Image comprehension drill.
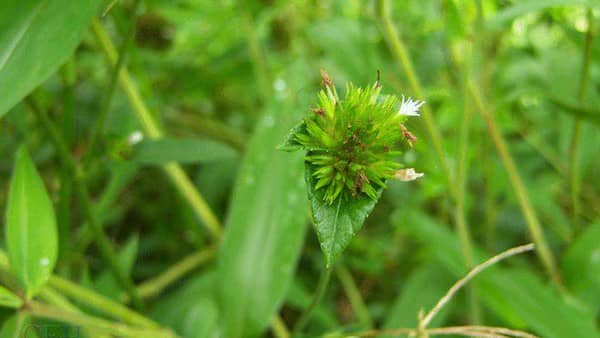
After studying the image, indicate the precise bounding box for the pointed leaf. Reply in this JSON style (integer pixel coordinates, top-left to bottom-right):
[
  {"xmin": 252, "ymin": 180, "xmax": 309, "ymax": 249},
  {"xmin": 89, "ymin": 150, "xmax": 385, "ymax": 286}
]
[
  {"xmin": 306, "ymin": 163, "xmax": 381, "ymax": 267},
  {"xmin": 277, "ymin": 119, "xmax": 307, "ymax": 152},
  {"xmin": 0, "ymin": 285, "xmax": 22, "ymax": 309},
  {"xmin": 5, "ymin": 147, "xmax": 57, "ymax": 299},
  {"xmin": 0, "ymin": 0, "xmax": 101, "ymax": 118}
]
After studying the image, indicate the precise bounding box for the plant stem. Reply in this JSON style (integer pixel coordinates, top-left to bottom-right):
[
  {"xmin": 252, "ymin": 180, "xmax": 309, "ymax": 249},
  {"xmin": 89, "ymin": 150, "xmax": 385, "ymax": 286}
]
[
  {"xmin": 26, "ymin": 97, "xmax": 144, "ymax": 310},
  {"xmin": 380, "ymin": 0, "xmax": 480, "ymax": 322},
  {"xmin": 85, "ymin": 0, "xmax": 141, "ymax": 164},
  {"xmin": 132, "ymin": 246, "xmax": 216, "ymax": 301},
  {"xmin": 293, "ymin": 266, "xmax": 333, "ymax": 335},
  {"xmin": 48, "ymin": 276, "xmax": 159, "ymax": 329},
  {"xmin": 90, "ymin": 18, "xmax": 222, "ymax": 239},
  {"xmin": 23, "ymin": 301, "xmax": 176, "ymax": 338},
  {"xmin": 569, "ymin": 8, "xmax": 594, "ymax": 235},
  {"xmin": 468, "ymin": 83, "xmax": 563, "ymax": 287},
  {"xmin": 39, "ymin": 288, "xmax": 110, "ymax": 338},
  {"xmin": 376, "ymin": 0, "xmax": 454, "ymax": 198},
  {"xmin": 335, "ymin": 264, "xmax": 373, "ymax": 329}
]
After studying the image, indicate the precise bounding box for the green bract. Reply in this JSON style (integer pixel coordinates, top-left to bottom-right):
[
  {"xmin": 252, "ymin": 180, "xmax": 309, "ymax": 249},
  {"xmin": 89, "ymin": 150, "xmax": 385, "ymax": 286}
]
[{"xmin": 281, "ymin": 74, "xmax": 410, "ymax": 204}]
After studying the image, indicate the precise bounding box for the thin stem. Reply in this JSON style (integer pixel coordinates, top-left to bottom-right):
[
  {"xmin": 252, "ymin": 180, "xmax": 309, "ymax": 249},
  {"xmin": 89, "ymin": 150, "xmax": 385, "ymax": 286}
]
[
  {"xmin": 48, "ymin": 276, "xmax": 159, "ymax": 329},
  {"xmin": 352, "ymin": 325, "xmax": 537, "ymax": 338},
  {"xmin": 293, "ymin": 266, "xmax": 333, "ymax": 335},
  {"xmin": 568, "ymin": 8, "xmax": 594, "ymax": 234},
  {"xmin": 85, "ymin": 0, "xmax": 141, "ymax": 164},
  {"xmin": 133, "ymin": 246, "xmax": 216, "ymax": 301},
  {"xmin": 421, "ymin": 243, "xmax": 535, "ymax": 327},
  {"xmin": 39, "ymin": 288, "xmax": 110, "ymax": 338},
  {"xmin": 448, "ymin": 13, "xmax": 480, "ymax": 324},
  {"xmin": 382, "ymin": 0, "xmax": 480, "ymax": 323},
  {"xmin": 26, "ymin": 98, "xmax": 144, "ymax": 310},
  {"xmin": 430, "ymin": 326, "xmax": 538, "ymax": 338},
  {"xmin": 90, "ymin": 18, "xmax": 222, "ymax": 239},
  {"xmin": 377, "ymin": 0, "xmax": 455, "ymax": 199},
  {"xmin": 23, "ymin": 301, "xmax": 176, "ymax": 338},
  {"xmin": 468, "ymin": 81, "xmax": 562, "ymax": 288},
  {"xmin": 335, "ymin": 264, "xmax": 373, "ymax": 329},
  {"xmin": 1, "ymin": 248, "xmax": 163, "ymax": 334}
]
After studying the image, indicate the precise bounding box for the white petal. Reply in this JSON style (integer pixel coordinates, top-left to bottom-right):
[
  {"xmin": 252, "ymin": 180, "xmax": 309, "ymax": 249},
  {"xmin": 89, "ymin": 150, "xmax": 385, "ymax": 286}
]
[
  {"xmin": 128, "ymin": 131, "xmax": 144, "ymax": 145},
  {"xmin": 398, "ymin": 95, "xmax": 425, "ymax": 117},
  {"xmin": 395, "ymin": 168, "xmax": 424, "ymax": 181}
]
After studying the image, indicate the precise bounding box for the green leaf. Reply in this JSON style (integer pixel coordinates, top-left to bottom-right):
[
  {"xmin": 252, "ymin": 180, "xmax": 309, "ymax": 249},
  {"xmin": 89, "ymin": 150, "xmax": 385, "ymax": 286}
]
[
  {"xmin": 0, "ymin": 285, "xmax": 22, "ymax": 309},
  {"xmin": 277, "ymin": 119, "xmax": 306, "ymax": 152},
  {"xmin": 153, "ymin": 272, "xmax": 219, "ymax": 338},
  {"xmin": 217, "ymin": 106, "xmax": 308, "ymax": 337},
  {"xmin": 307, "ymin": 163, "xmax": 381, "ymax": 267},
  {"xmin": 562, "ymin": 223, "xmax": 600, "ymax": 310},
  {"xmin": 5, "ymin": 147, "xmax": 58, "ymax": 299},
  {"xmin": 0, "ymin": 0, "xmax": 101, "ymax": 118},
  {"xmin": 132, "ymin": 138, "xmax": 237, "ymax": 165},
  {"xmin": 395, "ymin": 210, "xmax": 600, "ymax": 338}
]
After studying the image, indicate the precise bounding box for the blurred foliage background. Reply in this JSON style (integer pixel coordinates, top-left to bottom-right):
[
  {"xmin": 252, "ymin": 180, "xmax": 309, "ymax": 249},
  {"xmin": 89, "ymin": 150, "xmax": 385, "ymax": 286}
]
[{"xmin": 1, "ymin": 0, "xmax": 600, "ymax": 337}]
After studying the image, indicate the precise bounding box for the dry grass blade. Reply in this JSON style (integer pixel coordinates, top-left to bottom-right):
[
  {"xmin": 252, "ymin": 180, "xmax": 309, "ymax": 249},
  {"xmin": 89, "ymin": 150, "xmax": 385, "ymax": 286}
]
[{"xmin": 429, "ymin": 326, "xmax": 538, "ymax": 338}]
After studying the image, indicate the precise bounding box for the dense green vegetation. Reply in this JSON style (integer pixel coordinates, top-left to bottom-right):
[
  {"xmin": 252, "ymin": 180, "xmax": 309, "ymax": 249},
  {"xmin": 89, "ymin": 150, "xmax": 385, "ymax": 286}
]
[{"xmin": 1, "ymin": 0, "xmax": 599, "ymax": 337}]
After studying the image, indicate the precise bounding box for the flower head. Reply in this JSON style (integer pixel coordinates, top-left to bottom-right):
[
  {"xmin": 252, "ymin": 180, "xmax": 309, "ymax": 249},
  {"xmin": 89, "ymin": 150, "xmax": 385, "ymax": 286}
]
[
  {"xmin": 398, "ymin": 95, "xmax": 425, "ymax": 117},
  {"xmin": 280, "ymin": 70, "xmax": 425, "ymax": 204}
]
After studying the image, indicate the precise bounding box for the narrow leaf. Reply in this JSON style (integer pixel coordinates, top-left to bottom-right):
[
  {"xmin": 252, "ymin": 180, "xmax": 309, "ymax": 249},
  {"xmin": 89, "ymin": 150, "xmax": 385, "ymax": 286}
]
[
  {"xmin": 132, "ymin": 138, "xmax": 237, "ymax": 165},
  {"xmin": 217, "ymin": 105, "xmax": 308, "ymax": 337},
  {"xmin": 0, "ymin": 0, "xmax": 101, "ymax": 118},
  {"xmin": 0, "ymin": 285, "xmax": 22, "ymax": 309},
  {"xmin": 153, "ymin": 272, "xmax": 219, "ymax": 338},
  {"xmin": 549, "ymin": 97, "xmax": 600, "ymax": 127},
  {"xmin": 5, "ymin": 147, "xmax": 58, "ymax": 299},
  {"xmin": 307, "ymin": 163, "xmax": 381, "ymax": 267},
  {"xmin": 562, "ymin": 223, "xmax": 600, "ymax": 311}
]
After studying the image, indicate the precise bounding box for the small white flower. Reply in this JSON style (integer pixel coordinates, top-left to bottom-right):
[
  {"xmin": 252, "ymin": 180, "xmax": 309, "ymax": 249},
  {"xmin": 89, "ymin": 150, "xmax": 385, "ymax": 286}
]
[
  {"xmin": 128, "ymin": 131, "xmax": 144, "ymax": 145},
  {"xmin": 398, "ymin": 96, "xmax": 425, "ymax": 117},
  {"xmin": 395, "ymin": 168, "xmax": 424, "ymax": 182}
]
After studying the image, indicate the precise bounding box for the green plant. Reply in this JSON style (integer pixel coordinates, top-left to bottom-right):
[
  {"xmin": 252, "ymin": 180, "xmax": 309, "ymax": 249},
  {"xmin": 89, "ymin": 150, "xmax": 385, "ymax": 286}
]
[{"xmin": 281, "ymin": 70, "xmax": 424, "ymax": 267}]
